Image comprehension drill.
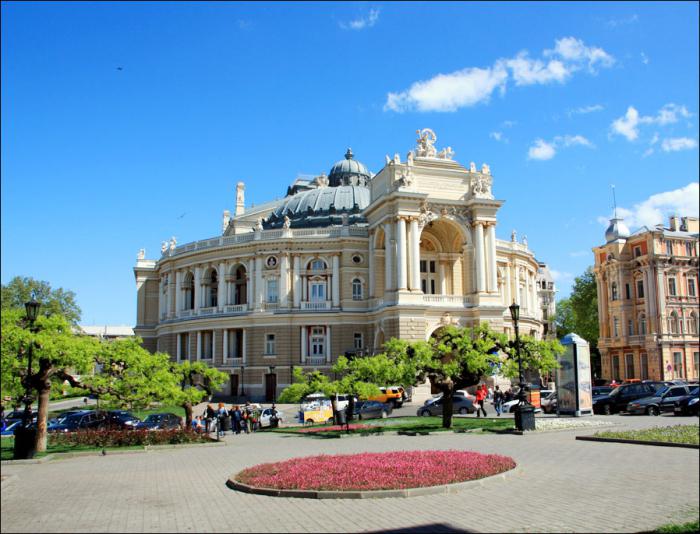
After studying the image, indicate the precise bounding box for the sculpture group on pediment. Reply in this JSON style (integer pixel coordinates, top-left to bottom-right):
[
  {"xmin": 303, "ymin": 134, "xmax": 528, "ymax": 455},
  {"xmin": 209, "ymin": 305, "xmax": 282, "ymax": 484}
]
[
  {"xmin": 471, "ymin": 174, "xmax": 493, "ymax": 199},
  {"xmin": 314, "ymin": 173, "xmax": 329, "ymax": 188},
  {"xmin": 394, "ymin": 169, "xmax": 414, "ymax": 190},
  {"xmin": 161, "ymin": 241, "xmax": 168, "ymax": 254}
]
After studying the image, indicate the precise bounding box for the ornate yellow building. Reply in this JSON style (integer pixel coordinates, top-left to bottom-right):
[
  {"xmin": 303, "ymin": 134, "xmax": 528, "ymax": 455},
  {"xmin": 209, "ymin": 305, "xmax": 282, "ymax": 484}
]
[
  {"xmin": 134, "ymin": 129, "xmax": 555, "ymax": 401},
  {"xmin": 593, "ymin": 215, "xmax": 699, "ymax": 382}
]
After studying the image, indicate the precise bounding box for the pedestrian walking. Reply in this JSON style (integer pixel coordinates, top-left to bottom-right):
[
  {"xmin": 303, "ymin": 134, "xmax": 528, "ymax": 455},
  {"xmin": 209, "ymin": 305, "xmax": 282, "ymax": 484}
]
[
  {"xmin": 230, "ymin": 405, "xmax": 242, "ymax": 434},
  {"xmin": 205, "ymin": 404, "xmax": 217, "ymax": 434},
  {"xmin": 475, "ymin": 384, "xmax": 488, "ymax": 418},
  {"xmin": 494, "ymin": 385, "xmax": 504, "ymax": 416},
  {"xmin": 243, "ymin": 401, "xmax": 253, "ymax": 434}
]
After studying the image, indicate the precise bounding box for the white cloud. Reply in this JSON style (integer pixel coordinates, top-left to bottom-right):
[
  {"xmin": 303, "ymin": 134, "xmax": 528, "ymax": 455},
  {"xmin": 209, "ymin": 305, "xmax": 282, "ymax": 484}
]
[
  {"xmin": 384, "ymin": 37, "xmax": 614, "ymax": 113},
  {"xmin": 528, "ymin": 139, "xmax": 556, "ymax": 160},
  {"xmin": 528, "ymin": 134, "xmax": 594, "ymax": 161},
  {"xmin": 549, "ymin": 270, "xmax": 574, "ymax": 282},
  {"xmin": 385, "ymin": 65, "xmax": 508, "ymax": 113},
  {"xmin": 610, "ymin": 103, "xmax": 693, "ymax": 142},
  {"xmin": 567, "ymin": 104, "xmax": 604, "ymax": 116},
  {"xmin": 606, "ymin": 14, "xmax": 639, "ymax": 28},
  {"xmin": 340, "ymin": 8, "xmax": 380, "ymax": 30},
  {"xmin": 641, "ymin": 52, "xmax": 649, "ymax": 65},
  {"xmin": 661, "ymin": 137, "xmax": 698, "ymax": 152},
  {"xmin": 502, "ymin": 120, "xmax": 517, "ymax": 128},
  {"xmin": 598, "ymin": 182, "xmax": 700, "ymax": 230},
  {"xmin": 490, "ymin": 131, "xmax": 508, "ymax": 143}
]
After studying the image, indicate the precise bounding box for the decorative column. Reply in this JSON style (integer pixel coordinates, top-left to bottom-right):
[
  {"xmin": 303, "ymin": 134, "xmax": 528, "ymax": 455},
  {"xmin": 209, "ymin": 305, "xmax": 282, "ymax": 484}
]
[
  {"xmin": 656, "ymin": 267, "xmax": 666, "ymax": 333},
  {"xmin": 176, "ymin": 333, "xmax": 181, "ymax": 362},
  {"xmin": 242, "ymin": 329, "xmax": 247, "ymax": 364},
  {"xmin": 223, "ymin": 329, "xmax": 228, "ymax": 361},
  {"xmin": 409, "ymin": 217, "xmax": 421, "ymax": 291},
  {"xmin": 280, "ymin": 254, "xmax": 289, "ymax": 307},
  {"xmin": 158, "ymin": 278, "xmax": 165, "ymax": 319},
  {"xmin": 301, "ymin": 326, "xmax": 307, "ymax": 363},
  {"xmin": 332, "ymin": 254, "xmax": 340, "ymax": 307},
  {"xmin": 368, "ymin": 230, "xmax": 376, "ymax": 298},
  {"xmin": 196, "ymin": 331, "xmax": 202, "ymax": 361},
  {"xmin": 396, "ymin": 217, "xmax": 407, "ymax": 290},
  {"xmin": 474, "ymin": 222, "xmax": 486, "ymax": 293},
  {"xmin": 384, "ymin": 222, "xmax": 394, "ymax": 292},
  {"xmin": 218, "ymin": 262, "xmax": 226, "ymax": 309},
  {"xmin": 439, "ymin": 261, "xmax": 447, "ymax": 294},
  {"xmin": 505, "ymin": 264, "xmax": 512, "ymax": 304},
  {"xmin": 293, "ymin": 255, "xmax": 301, "ymax": 308},
  {"xmin": 194, "ymin": 267, "xmax": 201, "ymax": 313},
  {"xmin": 326, "ymin": 326, "xmax": 332, "ymax": 363},
  {"xmin": 255, "ymin": 256, "xmax": 263, "ymax": 309},
  {"xmin": 247, "ymin": 258, "xmax": 254, "ymax": 310},
  {"xmin": 175, "ymin": 271, "xmax": 182, "ymax": 316},
  {"xmin": 644, "ymin": 268, "xmax": 655, "ymax": 332},
  {"xmin": 486, "ymin": 223, "xmax": 498, "ymax": 293}
]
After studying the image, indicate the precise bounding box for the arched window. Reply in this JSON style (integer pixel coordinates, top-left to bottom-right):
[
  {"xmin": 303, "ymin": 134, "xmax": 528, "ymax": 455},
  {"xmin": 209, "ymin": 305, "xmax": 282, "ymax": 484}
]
[
  {"xmin": 689, "ymin": 312, "xmax": 698, "ymax": 335},
  {"xmin": 639, "ymin": 313, "xmax": 647, "ymax": 335},
  {"xmin": 183, "ymin": 272, "xmax": 194, "ymax": 310},
  {"xmin": 669, "ymin": 311, "xmax": 679, "ymax": 334},
  {"xmin": 611, "ymin": 282, "xmax": 618, "ymax": 301},
  {"xmin": 309, "ymin": 259, "xmax": 327, "ymax": 271},
  {"xmin": 231, "ymin": 265, "xmax": 247, "ymax": 305},
  {"xmin": 613, "ymin": 317, "xmax": 620, "ymax": 337},
  {"xmin": 352, "ymin": 278, "xmax": 363, "ymax": 300},
  {"xmin": 208, "ymin": 269, "xmax": 218, "ymax": 308}
]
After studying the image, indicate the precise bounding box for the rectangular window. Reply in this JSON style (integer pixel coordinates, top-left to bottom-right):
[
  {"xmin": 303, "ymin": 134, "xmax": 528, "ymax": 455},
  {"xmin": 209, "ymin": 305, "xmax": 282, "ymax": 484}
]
[
  {"xmin": 665, "ymin": 240, "xmax": 673, "ymax": 255},
  {"xmin": 612, "ymin": 355, "xmax": 621, "ymax": 381},
  {"xmin": 640, "ymin": 353, "xmax": 648, "ymax": 380},
  {"xmin": 673, "ymin": 352, "xmax": 684, "ymax": 379},
  {"xmin": 625, "ymin": 353, "xmax": 635, "ymax": 379},
  {"xmin": 694, "ymin": 352, "xmax": 699, "ymax": 378},
  {"xmin": 634, "ymin": 246, "xmax": 642, "ymax": 258},
  {"xmin": 266, "ymin": 279, "xmax": 278, "ymax": 303},
  {"xmin": 639, "ymin": 316, "xmax": 646, "ymax": 335},
  {"xmin": 625, "ymin": 283, "xmax": 631, "ymax": 300},
  {"xmin": 352, "ymin": 279, "xmax": 362, "ymax": 300},
  {"xmin": 627, "ymin": 320, "xmax": 634, "ymax": 336},
  {"xmin": 430, "ymin": 279, "xmax": 436, "ymax": 294},
  {"xmin": 265, "ymin": 334, "xmax": 275, "ymax": 355},
  {"xmin": 636, "ymin": 280, "xmax": 644, "ymax": 299},
  {"xmin": 179, "ymin": 333, "xmax": 190, "ymax": 361},
  {"xmin": 310, "ymin": 327, "xmax": 326, "ymax": 356},
  {"xmin": 202, "ymin": 331, "xmax": 213, "ymax": 360},
  {"xmin": 668, "ymin": 277, "xmax": 677, "ymax": 296},
  {"xmin": 421, "ymin": 279, "xmax": 427, "ymax": 293},
  {"xmin": 227, "ymin": 329, "xmax": 242, "ymax": 359},
  {"xmin": 688, "ymin": 278, "xmax": 696, "ymax": 297},
  {"xmin": 419, "ymin": 260, "xmax": 427, "ymax": 273},
  {"xmin": 686, "ymin": 242, "xmax": 694, "ymax": 256},
  {"xmin": 429, "ymin": 261, "xmax": 436, "ymax": 273},
  {"xmin": 310, "ymin": 282, "xmax": 326, "ymax": 302},
  {"xmin": 353, "ymin": 333, "xmax": 363, "ymax": 350},
  {"xmin": 613, "ymin": 317, "xmax": 619, "ymax": 337}
]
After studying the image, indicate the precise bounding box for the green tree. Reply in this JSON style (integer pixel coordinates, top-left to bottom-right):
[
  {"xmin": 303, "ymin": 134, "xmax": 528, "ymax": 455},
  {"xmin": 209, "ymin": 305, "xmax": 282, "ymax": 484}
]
[
  {"xmin": 553, "ymin": 298, "xmax": 576, "ymax": 339},
  {"xmin": 568, "ymin": 268, "xmax": 599, "ymax": 347},
  {"xmin": 1, "ymin": 308, "xmax": 98, "ymax": 452},
  {"xmin": 169, "ymin": 361, "xmax": 228, "ymax": 428},
  {"xmin": 1, "ymin": 277, "xmax": 81, "ymax": 325}
]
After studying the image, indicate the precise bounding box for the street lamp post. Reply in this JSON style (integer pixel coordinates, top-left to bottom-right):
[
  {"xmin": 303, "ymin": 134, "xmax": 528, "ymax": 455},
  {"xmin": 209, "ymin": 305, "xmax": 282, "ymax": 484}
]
[
  {"xmin": 240, "ymin": 364, "xmax": 245, "ymax": 398},
  {"xmin": 509, "ymin": 302, "xmax": 535, "ymax": 431},
  {"xmin": 15, "ymin": 297, "xmax": 40, "ymax": 459},
  {"xmin": 269, "ymin": 366, "xmax": 276, "ymax": 403}
]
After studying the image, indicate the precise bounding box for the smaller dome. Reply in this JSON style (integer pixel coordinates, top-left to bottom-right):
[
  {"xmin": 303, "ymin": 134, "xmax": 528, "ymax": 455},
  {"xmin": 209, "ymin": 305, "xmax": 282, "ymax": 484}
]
[
  {"xmin": 328, "ymin": 148, "xmax": 371, "ymax": 187},
  {"xmin": 605, "ymin": 218, "xmax": 630, "ymax": 243}
]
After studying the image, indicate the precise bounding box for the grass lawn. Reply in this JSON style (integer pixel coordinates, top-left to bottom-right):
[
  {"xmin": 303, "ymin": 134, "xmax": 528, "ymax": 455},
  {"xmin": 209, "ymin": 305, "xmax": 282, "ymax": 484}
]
[
  {"xmin": 654, "ymin": 519, "xmax": 700, "ymax": 533},
  {"xmin": 272, "ymin": 416, "xmax": 513, "ymax": 437},
  {"xmin": 0, "ymin": 436, "xmax": 146, "ymax": 461},
  {"xmin": 594, "ymin": 424, "xmax": 699, "ymax": 446}
]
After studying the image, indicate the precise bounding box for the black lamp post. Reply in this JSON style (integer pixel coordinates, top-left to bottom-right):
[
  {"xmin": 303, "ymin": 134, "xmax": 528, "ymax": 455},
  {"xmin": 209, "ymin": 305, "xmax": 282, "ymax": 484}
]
[
  {"xmin": 269, "ymin": 366, "xmax": 276, "ymax": 403},
  {"xmin": 22, "ymin": 297, "xmax": 40, "ymax": 427},
  {"xmin": 509, "ymin": 302, "xmax": 535, "ymax": 431},
  {"xmin": 240, "ymin": 364, "xmax": 245, "ymax": 397}
]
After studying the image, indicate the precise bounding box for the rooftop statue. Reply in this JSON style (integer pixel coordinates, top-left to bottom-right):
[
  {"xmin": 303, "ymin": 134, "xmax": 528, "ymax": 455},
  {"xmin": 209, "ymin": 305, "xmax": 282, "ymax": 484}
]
[{"xmin": 415, "ymin": 128, "xmax": 437, "ymax": 158}]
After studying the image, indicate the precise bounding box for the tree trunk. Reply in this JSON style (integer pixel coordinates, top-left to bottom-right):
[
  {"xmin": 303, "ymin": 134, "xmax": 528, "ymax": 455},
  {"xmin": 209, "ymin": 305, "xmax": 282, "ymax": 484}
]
[
  {"xmin": 183, "ymin": 402, "xmax": 193, "ymax": 430},
  {"xmin": 331, "ymin": 394, "xmax": 339, "ymax": 425},
  {"xmin": 441, "ymin": 384, "xmax": 454, "ymax": 429},
  {"xmin": 35, "ymin": 384, "xmax": 51, "ymax": 453},
  {"xmin": 347, "ymin": 395, "xmax": 355, "ymax": 423}
]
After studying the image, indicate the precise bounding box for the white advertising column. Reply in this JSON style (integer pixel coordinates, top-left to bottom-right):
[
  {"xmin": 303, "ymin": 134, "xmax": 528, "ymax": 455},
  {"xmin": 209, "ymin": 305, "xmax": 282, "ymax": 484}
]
[
  {"xmin": 293, "ymin": 255, "xmax": 301, "ymax": 308},
  {"xmin": 474, "ymin": 223, "xmax": 485, "ymax": 293},
  {"xmin": 384, "ymin": 222, "xmax": 394, "ymax": 292},
  {"xmin": 396, "ymin": 217, "xmax": 407, "ymax": 290},
  {"xmin": 487, "ymin": 224, "xmax": 498, "ymax": 293},
  {"xmin": 409, "ymin": 218, "xmax": 421, "ymax": 291},
  {"xmin": 332, "ymin": 254, "xmax": 340, "ymax": 307}
]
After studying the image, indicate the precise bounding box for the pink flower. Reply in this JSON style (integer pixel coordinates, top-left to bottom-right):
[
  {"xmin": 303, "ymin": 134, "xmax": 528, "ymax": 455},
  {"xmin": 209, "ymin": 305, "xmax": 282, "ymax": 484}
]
[{"xmin": 235, "ymin": 450, "xmax": 516, "ymax": 491}]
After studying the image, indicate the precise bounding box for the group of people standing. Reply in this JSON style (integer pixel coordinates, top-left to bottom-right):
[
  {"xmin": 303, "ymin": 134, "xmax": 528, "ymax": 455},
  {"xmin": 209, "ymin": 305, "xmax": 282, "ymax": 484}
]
[{"xmin": 192, "ymin": 402, "xmax": 270, "ymax": 437}]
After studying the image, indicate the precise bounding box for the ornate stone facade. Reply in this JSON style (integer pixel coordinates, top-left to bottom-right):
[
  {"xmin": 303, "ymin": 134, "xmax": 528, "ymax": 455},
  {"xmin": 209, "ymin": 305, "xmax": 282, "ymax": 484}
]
[
  {"xmin": 593, "ymin": 215, "xmax": 700, "ymax": 382},
  {"xmin": 134, "ymin": 129, "xmax": 555, "ymax": 401}
]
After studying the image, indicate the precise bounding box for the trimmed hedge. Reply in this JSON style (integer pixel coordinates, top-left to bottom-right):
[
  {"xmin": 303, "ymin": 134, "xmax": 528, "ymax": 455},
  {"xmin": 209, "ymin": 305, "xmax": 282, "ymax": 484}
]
[{"xmin": 49, "ymin": 429, "xmax": 212, "ymax": 448}]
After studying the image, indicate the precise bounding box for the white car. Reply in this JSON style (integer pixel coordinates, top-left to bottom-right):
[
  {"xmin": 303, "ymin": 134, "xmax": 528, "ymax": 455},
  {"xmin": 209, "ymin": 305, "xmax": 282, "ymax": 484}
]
[
  {"xmin": 501, "ymin": 399, "xmax": 542, "ymax": 413},
  {"xmin": 258, "ymin": 407, "xmax": 284, "ymax": 428},
  {"xmin": 424, "ymin": 390, "xmax": 475, "ymax": 406}
]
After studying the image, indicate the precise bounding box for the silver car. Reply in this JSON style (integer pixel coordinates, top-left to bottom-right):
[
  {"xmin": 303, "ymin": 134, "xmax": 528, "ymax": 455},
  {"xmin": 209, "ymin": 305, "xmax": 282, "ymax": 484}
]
[{"xmin": 417, "ymin": 396, "xmax": 475, "ymax": 416}]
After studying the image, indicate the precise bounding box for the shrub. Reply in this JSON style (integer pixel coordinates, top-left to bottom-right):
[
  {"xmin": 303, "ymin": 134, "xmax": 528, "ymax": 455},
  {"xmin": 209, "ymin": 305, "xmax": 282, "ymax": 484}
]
[
  {"xmin": 297, "ymin": 424, "xmax": 377, "ymax": 434},
  {"xmin": 235, "ymin": 450, "xmax": 516, "ymax": 491},
  {"xmin": 49, "ymin": 428, "xmax": 213, "ymax": 448}
]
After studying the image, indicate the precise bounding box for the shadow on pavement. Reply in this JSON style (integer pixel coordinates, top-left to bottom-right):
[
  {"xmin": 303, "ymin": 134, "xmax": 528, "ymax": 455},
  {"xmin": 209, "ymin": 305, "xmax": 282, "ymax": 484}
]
[{"xmin": 367, "ymin": 524, "xmax": 475, "ymax": 533}]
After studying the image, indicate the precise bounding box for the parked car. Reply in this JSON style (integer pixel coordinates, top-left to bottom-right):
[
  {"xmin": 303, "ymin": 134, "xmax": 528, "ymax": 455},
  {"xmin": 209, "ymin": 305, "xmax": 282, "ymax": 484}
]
[
  {"xmin": 354, "ymin": 401, "xmax": 393, "ymax": 420},
  {"xmin": 368, "ymin": 387, "xmax": 403, "ymax": 408},
  {"xmin": 5, "ymin": 410, "xmax": 37, "ymax": 423},
  {"xmin": 331, "ymin": 395, "xmax": 356, "ymax": 412},
  {"xmin": 660, "ymin": 385, "xmax": 699, "ymax": 416},
  {"xmin": 258, "ymin": 407, "xmax": 284, "ymax": 428},
  {"xmin": 541, "ymin": 391, "xmax": 557, "ymax": 414},
  {"xmin": 501, "ymin": 398, "xmax": 543, "ymax": 413},
  {"xmin": 593, "ymin": 382, "xmax": 667, "ymax": 415},
  {"xmin": 48, "ymin": 410, "xmax": 106, "ymax": 433},
  {"xmin": 135, "ymin": 413, "xmax": 182, "ymax": 430},
  {"xmin": 48, "ymin": 410, "xmax": 85, "ymax": 426},
  {"xmin": 418, "ymin": 396, "xmax": 475, "ymax": 416},
  {"xmin": 103, "ymin": 410, "xmax": 142, "ymax": 429},
  {"xmin": 592, "ymin": 386, "xmax": 614, "ymax": 398},
  {"xmin": 1, "ymin": 420, "xmax": 23, "ymax": 436},
  {"xmin": 425, "ymin": 390, "xmax": 474, "ymax": 406}
]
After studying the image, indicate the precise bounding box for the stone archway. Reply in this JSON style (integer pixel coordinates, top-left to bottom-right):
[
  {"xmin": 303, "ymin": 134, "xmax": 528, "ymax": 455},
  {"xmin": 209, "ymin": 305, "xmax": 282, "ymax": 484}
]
[{"xmin": 419, "ymin": 218, "xmax": 469, "ymax": 296}]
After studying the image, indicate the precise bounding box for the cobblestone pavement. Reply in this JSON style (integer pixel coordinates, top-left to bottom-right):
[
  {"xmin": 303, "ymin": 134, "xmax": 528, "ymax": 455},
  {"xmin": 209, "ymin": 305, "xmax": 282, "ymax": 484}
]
[{"xmin": 1, "ymin": 414, "xmax": 698, "ymax": 533}]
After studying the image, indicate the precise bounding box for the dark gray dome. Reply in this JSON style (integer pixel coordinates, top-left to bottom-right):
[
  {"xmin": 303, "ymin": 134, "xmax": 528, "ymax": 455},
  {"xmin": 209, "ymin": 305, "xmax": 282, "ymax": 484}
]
[
  {"xmin": 328, "ymin": 148, "xmax": 371, "ymax": 187},
  {"xmin": 265, "ymin": 185, "xmax": 370, "ymax": 229},
  {"xmin": 605, "ymin": 218, "xmax": 630, "ymax": 243}
]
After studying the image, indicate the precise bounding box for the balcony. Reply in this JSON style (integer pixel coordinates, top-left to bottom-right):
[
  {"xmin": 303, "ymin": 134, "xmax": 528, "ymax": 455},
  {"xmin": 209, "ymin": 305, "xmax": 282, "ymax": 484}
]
[
  {"xmin": 199, "ymin": 307, "xmax": 216, "ymax": 316},
  {"xmin": 223, "ymin": 357, "xmax": 243, "ymax": 367},
  {"xmin": 422, "ymin": 294, "xmax": 473, "ymax": 307},
  {"xmin": 306, "ymin": 356, "xmax": 327, "ymax": 365},
  {"xmin": 224, "ymin": 304, "xmax": 247, "ymax": 314},
  {"xmin": 262, "ymin": 302, "xmax": 280, "ymax": 311},
  {"xmin": 301, "ymin": 301, "xmax": 331, "ymax": 311}
]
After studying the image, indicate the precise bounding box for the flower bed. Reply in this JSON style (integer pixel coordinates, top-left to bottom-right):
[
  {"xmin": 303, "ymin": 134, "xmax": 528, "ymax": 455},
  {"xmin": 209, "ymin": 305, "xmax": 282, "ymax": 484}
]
[
  {"xmin": 297, "ymin": 424, "xmax": 377, "ymax": 434},
  {"xmin": 234, "ymin": 450, "xmax": 516, "ymax": 491},
  {"xmin": 49, "ymin": 428, "xmax": 213, "ymax": 448}
]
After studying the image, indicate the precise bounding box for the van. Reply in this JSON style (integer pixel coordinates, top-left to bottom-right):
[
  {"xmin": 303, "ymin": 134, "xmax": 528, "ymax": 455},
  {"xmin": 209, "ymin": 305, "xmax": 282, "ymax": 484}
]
[{"xmin": 368, "ymin": 387, "xmax": 403, "ymax": 408}]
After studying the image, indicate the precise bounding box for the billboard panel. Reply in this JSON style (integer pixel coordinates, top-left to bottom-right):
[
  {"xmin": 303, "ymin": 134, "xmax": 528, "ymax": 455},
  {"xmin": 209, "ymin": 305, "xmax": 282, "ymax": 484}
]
[{"xmin": 556, "ymin": 343, "xmax": 577, "ymax": 414}]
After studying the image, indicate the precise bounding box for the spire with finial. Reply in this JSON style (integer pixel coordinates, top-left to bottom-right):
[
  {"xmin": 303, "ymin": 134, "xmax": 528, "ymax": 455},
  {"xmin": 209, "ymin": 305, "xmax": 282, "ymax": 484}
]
[
  {"xmin": 605, "ymin": 184, "xmax": 630, "ymax": 243},
  {"xmin": 345, "ymin": 148, "xmax": 354, "ymax": 160}
]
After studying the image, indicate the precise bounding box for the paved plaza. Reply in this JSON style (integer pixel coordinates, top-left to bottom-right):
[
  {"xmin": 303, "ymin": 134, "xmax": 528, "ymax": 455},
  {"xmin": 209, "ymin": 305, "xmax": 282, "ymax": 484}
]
[{"xmin": 1, "ymin": 414, "xmax": 698, "ymax": 533}]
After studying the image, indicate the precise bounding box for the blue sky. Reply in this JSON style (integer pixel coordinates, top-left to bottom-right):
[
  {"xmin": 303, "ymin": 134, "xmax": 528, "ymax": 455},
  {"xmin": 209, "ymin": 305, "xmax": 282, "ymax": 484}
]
[{"xmin": 2, "ymin": 1, "xmax": 698, "ymax": 325}]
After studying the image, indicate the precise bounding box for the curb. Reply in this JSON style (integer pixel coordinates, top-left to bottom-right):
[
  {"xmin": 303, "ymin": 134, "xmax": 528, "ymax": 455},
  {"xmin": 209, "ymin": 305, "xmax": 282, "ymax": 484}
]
[
  {"xmin": 1, "ymin": 454, "xmax": 55, "ymax": 465},
  {"xmin": 226, "ymin": 467, "xmax": 521, "ymax": 499},
  {"xmin": 575, "ymin": 436, "xmax": 699, "ymax": 449}
]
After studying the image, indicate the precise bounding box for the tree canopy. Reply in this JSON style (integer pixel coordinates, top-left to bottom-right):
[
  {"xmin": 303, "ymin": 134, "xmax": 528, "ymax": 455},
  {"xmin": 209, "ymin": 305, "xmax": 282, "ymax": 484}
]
[{"xmin": 1, "ymin": 276, "xmax": 81, "ymax": 325}]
